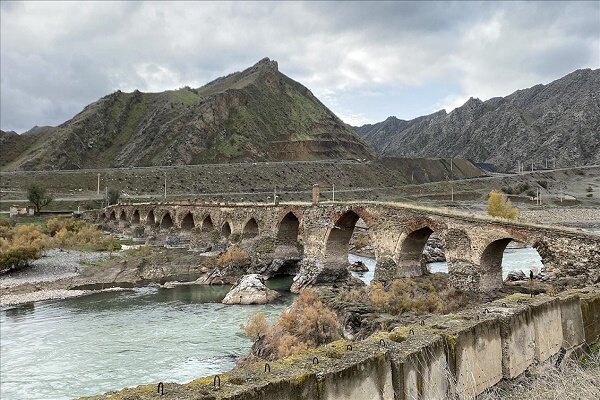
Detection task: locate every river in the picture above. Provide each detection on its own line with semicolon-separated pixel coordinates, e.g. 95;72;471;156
0;247;543;399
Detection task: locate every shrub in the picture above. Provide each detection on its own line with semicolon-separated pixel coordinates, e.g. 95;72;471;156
241;289;341;359
537;180;548;189
0;224;49;272
369;279;442;315
487;190;518;220
47;217;120;251
586;186;593;193
217;247;248;266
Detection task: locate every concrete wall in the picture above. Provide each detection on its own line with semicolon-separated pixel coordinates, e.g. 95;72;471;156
87;287;600;400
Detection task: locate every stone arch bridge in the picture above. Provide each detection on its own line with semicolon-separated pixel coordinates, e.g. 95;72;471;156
90;202;600;292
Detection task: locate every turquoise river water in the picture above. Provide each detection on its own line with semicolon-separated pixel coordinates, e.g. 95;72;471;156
1;248;542;400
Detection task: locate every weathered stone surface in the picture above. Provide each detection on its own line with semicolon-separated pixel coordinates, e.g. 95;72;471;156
91;202;600;293
222;274;280;305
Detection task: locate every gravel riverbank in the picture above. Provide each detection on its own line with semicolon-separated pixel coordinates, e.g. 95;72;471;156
0;249;115;307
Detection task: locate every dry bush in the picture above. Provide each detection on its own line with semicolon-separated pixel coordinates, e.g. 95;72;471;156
439;287;470;314
0;224;50;272
340;286;370;303
217;247;248;266
48;217;120;251
487;190;518;220
241;289;342;359
369;278;442;315
241;313;270;339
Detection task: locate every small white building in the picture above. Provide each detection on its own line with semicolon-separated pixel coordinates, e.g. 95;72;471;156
9;205;35;217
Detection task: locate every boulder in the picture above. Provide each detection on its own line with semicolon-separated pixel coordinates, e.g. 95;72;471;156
222;274;280;305
348;260;369;272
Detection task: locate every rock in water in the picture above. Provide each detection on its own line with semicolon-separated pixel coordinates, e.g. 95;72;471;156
348;261;369;272
222;274;280;305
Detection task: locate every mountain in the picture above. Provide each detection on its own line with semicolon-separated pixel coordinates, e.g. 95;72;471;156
354;69;600;171
2;58;373;170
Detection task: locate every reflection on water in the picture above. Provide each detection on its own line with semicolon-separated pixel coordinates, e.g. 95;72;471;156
0;279;293;400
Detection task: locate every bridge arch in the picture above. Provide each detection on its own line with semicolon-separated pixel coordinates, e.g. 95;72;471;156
180;212;195;230
100;212;106;220
201;215;214;232
243;218;259;239
109;210;116;221
160;212;174;230
146;210;155;226
221;221;232;239
394;220;445;277
131;210;140;224
119;210;127;221
323;208;374;270
276;211;301;245
479;238;513;291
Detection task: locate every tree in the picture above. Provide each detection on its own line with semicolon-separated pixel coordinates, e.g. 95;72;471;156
27;183;53;214
487;190;518;220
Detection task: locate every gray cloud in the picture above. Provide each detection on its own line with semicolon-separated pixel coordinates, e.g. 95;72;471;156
1;1;598;131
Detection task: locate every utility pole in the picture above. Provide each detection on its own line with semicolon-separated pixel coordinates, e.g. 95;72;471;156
332;184;335;202
545;159;548;169
411;171;414;183
450;158;453;179
164;172;167;200
531;161;534;172
451;186;454;202
97;173;100;195
553;159;556;169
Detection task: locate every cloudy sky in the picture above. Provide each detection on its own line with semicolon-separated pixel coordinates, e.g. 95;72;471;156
1;1;598;132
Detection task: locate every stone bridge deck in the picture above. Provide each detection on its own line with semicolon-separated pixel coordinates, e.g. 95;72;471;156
89;201;600;292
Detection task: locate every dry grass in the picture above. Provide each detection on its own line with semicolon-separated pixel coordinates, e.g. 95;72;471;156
217;247;248;267
480;351;600;400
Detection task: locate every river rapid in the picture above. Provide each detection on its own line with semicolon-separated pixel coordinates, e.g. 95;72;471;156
1;248;543;400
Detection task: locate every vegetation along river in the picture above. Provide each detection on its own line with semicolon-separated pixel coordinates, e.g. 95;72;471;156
1;248;542;400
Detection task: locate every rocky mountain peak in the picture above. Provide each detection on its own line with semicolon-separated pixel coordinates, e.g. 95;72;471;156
355;68;600;171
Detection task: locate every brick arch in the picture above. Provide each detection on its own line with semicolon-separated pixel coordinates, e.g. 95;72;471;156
393;218;447;277
477;232;541;291
478;237;514;291
201;214;215;232
159;212;174;230
242;217;259;239
221;220;232;239
323;208;375;270
277;211;301;246
108;209;117;220
131;209;140;224
146;209;156;226
179;211;195;230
